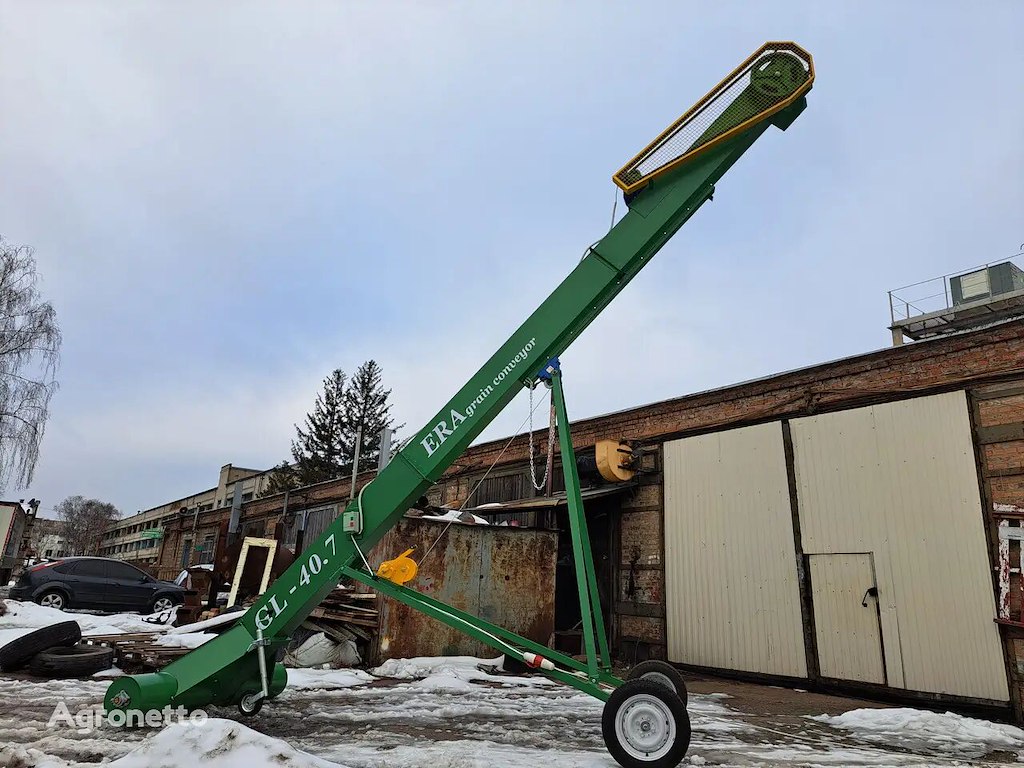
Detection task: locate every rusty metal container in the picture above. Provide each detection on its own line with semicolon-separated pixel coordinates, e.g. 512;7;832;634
368;517;557;662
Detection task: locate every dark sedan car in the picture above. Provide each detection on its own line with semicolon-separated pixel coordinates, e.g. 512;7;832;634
9;556;185;613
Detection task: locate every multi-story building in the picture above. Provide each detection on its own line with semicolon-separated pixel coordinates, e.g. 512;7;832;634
98;463;272;566
29;517;67;560
0;499;38;582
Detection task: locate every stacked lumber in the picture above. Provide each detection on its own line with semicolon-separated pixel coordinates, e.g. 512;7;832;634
81;589;378;672
309;588;379;642
80;632;190;672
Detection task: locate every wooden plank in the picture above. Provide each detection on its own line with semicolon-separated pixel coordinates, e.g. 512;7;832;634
341;623;372;641
614;601;665;618
83;632;159;641
308;607;379;626
322;603;377;615
974;384;1024;401
978;424;1024;444
984;466;1024;479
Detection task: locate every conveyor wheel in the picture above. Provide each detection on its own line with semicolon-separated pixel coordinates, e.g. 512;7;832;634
601;679;690;768
626;660;688;707
237;690;264;717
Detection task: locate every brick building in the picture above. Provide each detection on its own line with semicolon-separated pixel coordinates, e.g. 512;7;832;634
153;318;1024;720
100;464;272;566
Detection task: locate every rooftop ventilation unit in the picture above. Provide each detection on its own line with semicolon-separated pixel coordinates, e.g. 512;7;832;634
950;262;1024;306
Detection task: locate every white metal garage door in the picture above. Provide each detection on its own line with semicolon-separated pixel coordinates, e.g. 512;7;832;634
808;552;886;684
791;391;1008;702
664;422;807;678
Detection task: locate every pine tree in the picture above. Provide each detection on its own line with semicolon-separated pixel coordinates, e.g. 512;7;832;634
291;368;348;486
341;360;398;470
260;460;299;497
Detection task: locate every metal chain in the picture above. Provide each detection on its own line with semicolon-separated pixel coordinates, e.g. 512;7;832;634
528;383;551;491
419;389;550;566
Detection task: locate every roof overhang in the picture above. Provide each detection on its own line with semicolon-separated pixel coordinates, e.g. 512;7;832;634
463;483;637;515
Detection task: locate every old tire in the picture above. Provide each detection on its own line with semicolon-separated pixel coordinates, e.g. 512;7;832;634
627;661;688;707
0;620;81;671
29;645;114;677
602;679;690;768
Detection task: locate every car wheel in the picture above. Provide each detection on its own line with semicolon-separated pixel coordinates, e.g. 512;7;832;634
151;596;176;613
626;660;689;707
602;679;690;768
37;590;66;610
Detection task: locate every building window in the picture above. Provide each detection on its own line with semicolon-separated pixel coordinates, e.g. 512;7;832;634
197;535;215;565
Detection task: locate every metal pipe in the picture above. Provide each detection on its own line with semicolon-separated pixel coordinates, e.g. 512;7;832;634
349;427;363;501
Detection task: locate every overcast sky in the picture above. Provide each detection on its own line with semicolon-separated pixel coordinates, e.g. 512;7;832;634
1;2;1021;518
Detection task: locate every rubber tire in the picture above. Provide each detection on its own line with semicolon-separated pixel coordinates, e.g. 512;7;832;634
149;595;178;614
29;645;115;677
237;690;264;716
602;679;690;768
37;589;68;610
0;620;81;671
627;661;689;707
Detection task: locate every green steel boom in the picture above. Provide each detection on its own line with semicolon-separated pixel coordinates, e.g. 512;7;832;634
105;42;814;740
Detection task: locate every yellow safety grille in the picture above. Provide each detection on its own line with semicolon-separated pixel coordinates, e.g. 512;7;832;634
614;42;813;194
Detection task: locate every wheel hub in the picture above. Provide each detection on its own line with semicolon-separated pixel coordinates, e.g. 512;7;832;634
615;693;675;760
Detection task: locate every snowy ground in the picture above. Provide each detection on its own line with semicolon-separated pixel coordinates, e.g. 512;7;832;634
2;601;1023;767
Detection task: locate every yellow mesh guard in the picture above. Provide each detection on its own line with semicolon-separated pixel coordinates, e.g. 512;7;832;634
614;42;813;194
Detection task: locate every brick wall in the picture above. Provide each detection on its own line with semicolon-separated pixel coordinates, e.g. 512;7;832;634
616;475;666;659
165;321;1024;558
971;381;1024;719
454;320;1024;476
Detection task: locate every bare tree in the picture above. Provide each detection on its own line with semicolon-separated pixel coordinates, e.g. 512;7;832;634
56;495;120;556
0;236;61;491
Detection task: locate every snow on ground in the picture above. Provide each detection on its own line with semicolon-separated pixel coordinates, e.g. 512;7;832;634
91;665;124;679
371;655;559;689
109;719;345;768
2;647;1024;767
0;600;171;645
285;667;375;690
1;599;213;651
813;707;1024;759
153;632;215;649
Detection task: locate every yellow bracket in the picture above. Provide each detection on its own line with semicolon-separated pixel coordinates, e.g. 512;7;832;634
377;548;419;585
